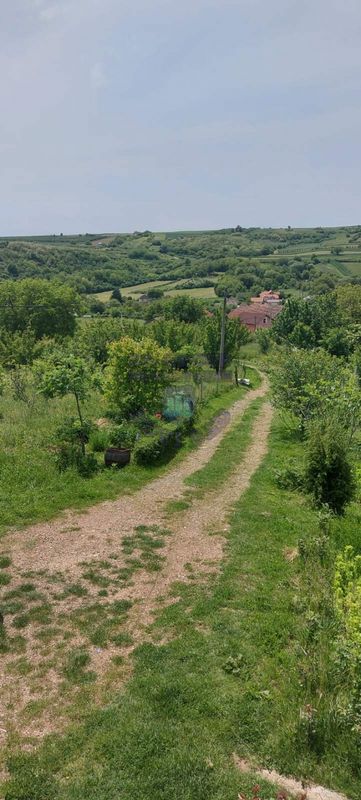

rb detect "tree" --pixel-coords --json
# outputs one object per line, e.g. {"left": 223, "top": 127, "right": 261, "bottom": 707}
{"left": 271, "top": 348, "right": 349, "bottom": 432}
{"left": 272, "top": 294, "right": 343, "bottom": 350}
{"left": 336, "top": 285, "right": 361, "bottom": 324}
{"left": 89, "top": 299, "right": 106, "bottom": 315}
{"left": 214, "top": 275, "right": 242, "bottom": 299}
{"left": 105, "top": 337, "right": 172, "bottom": 418}
{"left": 111, "top": 287, "right": 123, "bottom": 303}
{"left": 322, "top": 327, "right": 350, "bottom": 357}
{"left": 0, "top": 279, "right": 80, "bottom": 340}
{"left": 189, "top": 354, "right": 206, "bottom": 401}
{"left": 76, "top": 317, "right": 144, "bottom": 364}
{"left": 37, "top": 351, "right": 96, "bottom": 452}
{"left": 164, "top": 296, "right": 203, "bottom": 324}
{"left": 202, "top": 310, "right": 250, "bottom": 371}
{"left": 0, "top": 326, "right": 37, "bottom": 367}
{"left": 146, "top": 288, "right": 164, "bottom": 300}
{"left": 304, "top": 419, "right": 355, "bottom": 514}
{"left": 148, "top": 319, "right": 199, "bottom": 370}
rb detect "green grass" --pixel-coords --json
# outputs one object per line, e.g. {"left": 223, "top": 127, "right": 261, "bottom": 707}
{"left": 339, "top": 259, "right": 361, "bottom": 276}
{"left": 6, "top": 413, "right": 361, "bottom": 799}
{"left": 0, "top": 374, "right": 257, "bottom": 535}
{"left": 165, "top": 285, "right": 216, "bottom": 298}
{"left": 92, "top": 280, "right": 216, "bottom": 301}
{"left": 185, "top": 396, "right": 264, "bottom": 498}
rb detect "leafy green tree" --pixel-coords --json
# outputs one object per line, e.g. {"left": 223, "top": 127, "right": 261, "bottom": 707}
{"left": 37, "top": 352, "right": 97, "bottom": 451}
{"left": 202, "top": 310, "right": 250, "bottom": 371}
{"left": 76, "top": 317, "right": 144, "bottom": 364}
{"left": 322, "top": 327, "right": 350, "bottom": 357}
{"left": 305, "top": 419, "right": 355, "bottom": 514}
{"left": 272, "top": 294, "right": 343, "bottom": 349}
{"left": 89, "top": 299, "right": 106, "bottom": 315}
{"left": 146, "top": 287, "right": 164, "bottom": 299}
{"left": 148, "top": 319, "right": 199, "bottom": 370}
{"left": 189, "top": 354, "right": 206, "bottom": 401}
{"left": 214, "top": 275, "right": 243, "bottom": 299}
{"left": 0, "top": 279, "right": 80, "bottom": 340}
{"left": 111, "top": 287, "right": 123, "bottom": 303}
{"left": 255, "top": 328, "right": 271, "bottom": 354}
{"left": 336, "top": 285, "right": 361, "bottom": 324}
{"left": 164, "top": 296, "right": 203, "bottom": 323}
{"left": 271, "top": 348, "right": 348, "bottom": 432}
{"left": 105, "top": 337, "right": 172, "bottom": 417}
{"left": 0, "top": 326, "right": 37, "bottom": 367}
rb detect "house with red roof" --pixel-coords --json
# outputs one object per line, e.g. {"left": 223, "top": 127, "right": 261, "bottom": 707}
{"left": 250, "top": 290, "right": 281, "bottom": 305}
{"left": 228, "top": 303, "right": 282, "bottom": 332}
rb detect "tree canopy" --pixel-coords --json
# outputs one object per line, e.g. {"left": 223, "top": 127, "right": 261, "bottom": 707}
{"left": 105, "top": 337, "right": 172, "bottom": 418}
{"left": 0, "top": 279, "right": 80, "bottom": 340}
{"left": 202, "top": 311, "right": 250, "bottom": 371}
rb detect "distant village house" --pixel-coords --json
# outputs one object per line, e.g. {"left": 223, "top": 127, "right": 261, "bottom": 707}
{"left": 228, "top": 290, "right": 282, "bottom": 332}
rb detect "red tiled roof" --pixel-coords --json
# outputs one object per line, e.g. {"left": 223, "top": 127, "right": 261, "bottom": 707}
{"left": 228, "top": 303, "right": 282, "bottom": 329}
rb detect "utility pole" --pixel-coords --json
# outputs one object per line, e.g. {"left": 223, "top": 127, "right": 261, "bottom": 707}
{"left": 218, "top": 295, "right": 227, "bottom": 378}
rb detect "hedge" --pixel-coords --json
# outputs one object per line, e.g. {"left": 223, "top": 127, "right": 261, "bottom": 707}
{"left": 134, "top": 417, "right": 194, "bottom": 466}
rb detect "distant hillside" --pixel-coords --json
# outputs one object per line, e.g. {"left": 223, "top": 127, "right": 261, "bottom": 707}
{"left": 1, "top": 226, "right": 361, "bottom": 297}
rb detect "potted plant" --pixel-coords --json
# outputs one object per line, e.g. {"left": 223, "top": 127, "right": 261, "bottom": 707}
{"left": 104, "top": 423, "right": 137, "bottom": 468}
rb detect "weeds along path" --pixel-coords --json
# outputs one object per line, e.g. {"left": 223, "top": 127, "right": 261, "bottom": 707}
{"left": 0, "top": 376, "right": 272, "bottom": 746}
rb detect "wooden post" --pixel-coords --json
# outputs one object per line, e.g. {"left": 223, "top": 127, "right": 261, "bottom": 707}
{"left": 218, "top": 295, "right": 227, "bottom": 379}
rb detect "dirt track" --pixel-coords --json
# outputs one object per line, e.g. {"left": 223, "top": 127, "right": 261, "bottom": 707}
{"left": 0, "top": 379, "right": 271, "bottom": 744}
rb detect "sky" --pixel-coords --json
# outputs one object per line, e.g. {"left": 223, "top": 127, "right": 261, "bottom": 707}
{"left": 1, "top": 0, "right": 361, "bottom": 234}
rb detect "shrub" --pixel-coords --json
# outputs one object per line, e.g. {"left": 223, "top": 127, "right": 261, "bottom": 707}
{"left": 104, "top": 336, "right": 172, "bottom": 418}
{"left": 256, "top": 328, "right": 271, "bottom": 354}
{"left": 109, "top": 421, "right": 138, "bottom": 449}
{"left": 89, "top": 428, "right": 110, "bottom": 452}
{"left": 132, "top": 412, "right": 155, "bottom": 433}
{"left": 134, "top": 418, "right": 194, "bottom": 466}
{"left": 304, "top": 420, "right": 355, "bottom": 515}
{"left": 55, "top": 417, "right": 93, "bottom": 446}
{"left": 54, "top": 444, "right": 98, "bottom": 477}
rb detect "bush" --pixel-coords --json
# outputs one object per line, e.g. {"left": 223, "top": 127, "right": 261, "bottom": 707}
{"left": 304, "top": 420, "right": 355, "bottom": 515}
{"left": 109, "top": 421, "right": 138, "bottom": 449}
{"left": 89, "top": 428, "right": 110, "bottom": 452}
{"left": 132, "top": 412, "right": 156, "bottom": 433}
{"left": 55, "top": 417, "right": 94, "bottom": 446}
{"left": 104, "top": 336, "right": 172, "bottom": 418}
{"left": 54, "top": 444, "right": 98, "bottom": 477}
{"left": 255, "top": 328, "right": 271, "bottom": 354}
{"left": 134, "top": 417, "right": 194, "bottom": 466}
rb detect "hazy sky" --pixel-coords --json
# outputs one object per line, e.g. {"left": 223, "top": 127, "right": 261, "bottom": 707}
{"left": 1, "top": 0, "right": 361, "bottom": 234}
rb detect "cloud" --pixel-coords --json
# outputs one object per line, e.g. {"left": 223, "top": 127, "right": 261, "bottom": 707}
{"left": 1, "top": 0, "right": 361, "bottom": 233}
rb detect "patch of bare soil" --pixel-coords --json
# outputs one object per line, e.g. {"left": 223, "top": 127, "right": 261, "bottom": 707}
{"left": 0, "top": 379, "right": 271, "bottom": 748}
{"left": 206, "top": 409, "right": 231, "bottom": 439}
{"left": 234, "top": 756, "right": 349, "bottom": 800}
